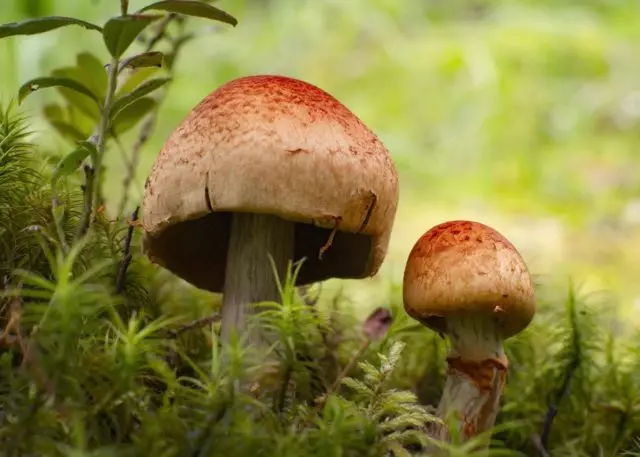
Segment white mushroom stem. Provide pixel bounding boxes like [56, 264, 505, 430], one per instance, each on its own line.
[433, 314, 508, 446]
[220, 213, 295, 345]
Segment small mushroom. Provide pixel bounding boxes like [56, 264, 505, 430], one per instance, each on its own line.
[142, 75, 399, 344]
[402, 220, 536, 444]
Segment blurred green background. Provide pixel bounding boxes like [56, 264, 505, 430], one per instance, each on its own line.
[1, 0, 639, 322]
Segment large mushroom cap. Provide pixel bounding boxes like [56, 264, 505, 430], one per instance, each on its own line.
[403, 220, 536, 339]
[142, 74, 399, 292]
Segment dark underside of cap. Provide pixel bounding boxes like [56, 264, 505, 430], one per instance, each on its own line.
[145, 212, 374, 292]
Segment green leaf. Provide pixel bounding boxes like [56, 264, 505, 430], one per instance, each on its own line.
[17, 76, 101, 106]
[76, 52, 108, 98]
[110, 77, 170, 119]
[111, 96, 157, 135]
[50, 68, 102, 121]
[118, 51, 164, 72]
[0, 16, 102, 39]
[51, 142, 97, 183]
[102, 14, 163, 58]
[50, 122, 87, 143]
[138, 1, 238, 27]
[42, 103, 87, 143]
[67, 104, 97, 137]
[116, 66, 161, 97]
[76, 140, 99, 162]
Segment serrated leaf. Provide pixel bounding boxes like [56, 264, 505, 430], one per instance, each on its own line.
[102, 14, 163, 58]
[138, 1, 238, 27]
[0, 16, 102, 39]
[52, 143, 96, 183]
[18, 76, 101, 106]
[76, 52, 108, 98]
[118, 51, 164, 72]
[110, 77, 170, 119]
[111, 96, 157, 135]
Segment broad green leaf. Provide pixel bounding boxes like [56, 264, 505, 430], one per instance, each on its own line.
[116, 66, 161, 96]
[118, 51, 164, 72]
[0, 16, 102, 39]
[111, 96, 157, 135]
[18, 76, 101, 106]
[76, 140, 99, 162]
[51, 143, 96, 183]
[102, 14, 163, 58]
[50, 121, 87, 143]
[42, 103, 87, 143]
[110, 77, 170, 119]
[50, 68, 102, 120]
[76, 52, 108, 98]
[138, 1, 238, 27]
[42, 103, 65, 122]
[67, 104, 96, 137]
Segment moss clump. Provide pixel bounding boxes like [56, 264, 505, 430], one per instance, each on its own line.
[1, 108, 640, 457]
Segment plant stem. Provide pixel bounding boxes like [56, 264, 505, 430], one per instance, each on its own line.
[76, 56, 119, 240]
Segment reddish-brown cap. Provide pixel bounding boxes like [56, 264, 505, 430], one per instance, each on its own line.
[403, 220, 536, 339]
[142, 75, 399, 292]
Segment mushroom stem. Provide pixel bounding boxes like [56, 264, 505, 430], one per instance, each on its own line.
[220, 212, 295, 345]
[433, 315, 508, 446]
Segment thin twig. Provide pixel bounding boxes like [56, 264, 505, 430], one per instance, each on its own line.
[168, 314, 221, 338]
[117, 114, 156, 215]
[540, 294, 582, 450]
[330, 340, 371, 395]
[144, 14, 176, 52]
[115, 206, 139, 294]
[540, 356, 579, 449]
[530, 434, 550, 457]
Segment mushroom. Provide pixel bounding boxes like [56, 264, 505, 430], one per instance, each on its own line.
[402, 220, 536, 444]
[142, 75, 399, 345]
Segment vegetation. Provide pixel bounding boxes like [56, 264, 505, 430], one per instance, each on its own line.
[0, 0, 639, 456]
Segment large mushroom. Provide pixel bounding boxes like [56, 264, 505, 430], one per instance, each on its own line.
[402, 220, 536, 444]
[142, 75, 399, 344]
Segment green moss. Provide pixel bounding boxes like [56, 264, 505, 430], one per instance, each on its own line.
[1, 107, 639, 456]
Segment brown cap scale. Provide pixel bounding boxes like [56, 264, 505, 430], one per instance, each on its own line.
[143, 75, 399, 342]
[402, 220, 536, 444]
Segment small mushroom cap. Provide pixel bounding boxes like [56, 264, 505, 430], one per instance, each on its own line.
[403, 220, 536, 339]
[142, 75, 399, 292]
